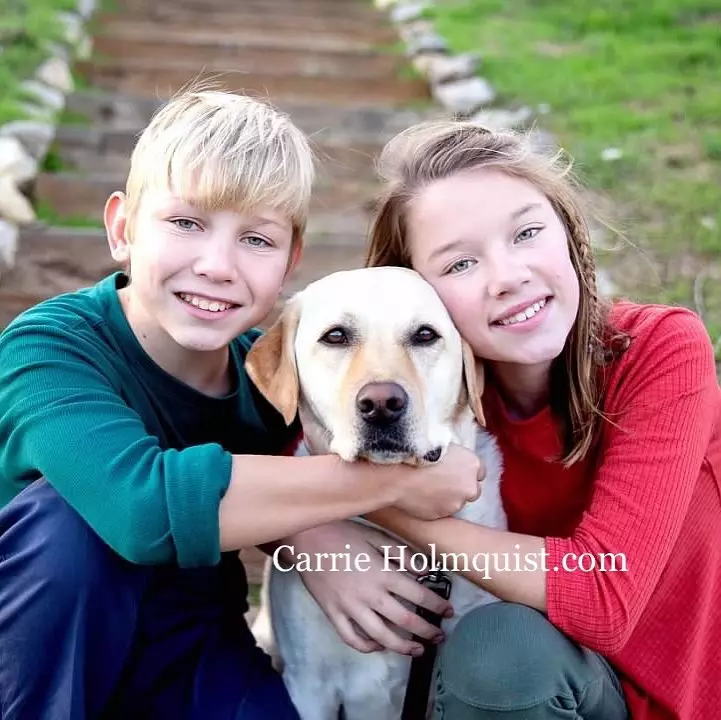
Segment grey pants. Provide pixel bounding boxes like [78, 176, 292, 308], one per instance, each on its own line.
[432, 602, 628, 719]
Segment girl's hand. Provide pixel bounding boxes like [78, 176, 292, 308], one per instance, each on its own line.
[291, 520, 452, 656]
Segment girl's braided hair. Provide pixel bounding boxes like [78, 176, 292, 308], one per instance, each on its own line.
[364, 120, 630, 465]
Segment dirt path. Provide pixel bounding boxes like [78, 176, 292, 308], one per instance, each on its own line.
[0, 0, 434, 606]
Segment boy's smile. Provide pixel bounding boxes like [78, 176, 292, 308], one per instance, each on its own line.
[176, 291, 241, 319]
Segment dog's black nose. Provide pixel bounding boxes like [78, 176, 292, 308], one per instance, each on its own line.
[356, 382, 408, 425]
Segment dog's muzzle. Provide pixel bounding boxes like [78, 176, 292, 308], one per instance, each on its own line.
[355, 381, 413, 459]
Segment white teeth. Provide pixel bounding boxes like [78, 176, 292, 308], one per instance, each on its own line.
[498, 298, 546, 326]
[179, 293, 232, 313]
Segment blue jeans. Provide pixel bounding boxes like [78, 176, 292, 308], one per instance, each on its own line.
[433, 602, 628, 719]
[0, 479, 299, 720]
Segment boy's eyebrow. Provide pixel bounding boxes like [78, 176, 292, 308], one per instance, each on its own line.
[253, 217, 290, 230]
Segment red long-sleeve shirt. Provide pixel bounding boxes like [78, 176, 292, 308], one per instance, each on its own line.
[484, 301, 721, 719]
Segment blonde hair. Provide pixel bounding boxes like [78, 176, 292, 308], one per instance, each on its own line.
[365, 120, 630, 465]
[124, 83, 315, 246]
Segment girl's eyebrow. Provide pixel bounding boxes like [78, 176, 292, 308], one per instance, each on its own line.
[428, 238, 474, 262]
[511, 202, 543, 220]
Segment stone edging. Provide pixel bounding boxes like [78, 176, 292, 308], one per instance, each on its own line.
[0, 0, 97, 277]
[374, 0, 551, 133]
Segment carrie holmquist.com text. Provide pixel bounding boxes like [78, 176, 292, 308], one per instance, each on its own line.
[272, 543, 629, 579]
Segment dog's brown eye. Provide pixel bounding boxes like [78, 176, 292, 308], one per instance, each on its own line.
[320, 327, 349, 345]
[411, 326, 440, 346]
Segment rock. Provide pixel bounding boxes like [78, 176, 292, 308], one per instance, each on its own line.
[426, 52, 480, 85]
[56, 10, 84, 45]
[398, 19, 435, 43]
[21, 80, 66, 114]
[0, 121, 56, 161]
[406, 32, 448, 56]
[432, 76, 496, 115]
[0, 219, 19, 270]
[391, 1, 431, 25]
[0, 138, 37, 225]
[76, 0, 96, 19]
[0, 137, 38, 184]
[0, 176, 36, 225]
[412, 51, 447, 75]
[469, 106, 533, 131]
[75, 32, 93, 60]
[36, 57, 74, 94]
[700, 216, 717, 232]
[601, 147, 623, 162]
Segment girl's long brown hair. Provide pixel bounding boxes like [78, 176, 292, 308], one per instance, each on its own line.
[364, 121, 630, 465]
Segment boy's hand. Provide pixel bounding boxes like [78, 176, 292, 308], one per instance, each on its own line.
[291, 521, 452, 656]
[394, 443, 484, 520]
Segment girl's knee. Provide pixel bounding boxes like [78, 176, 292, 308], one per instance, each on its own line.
[436, 601, 592, 712]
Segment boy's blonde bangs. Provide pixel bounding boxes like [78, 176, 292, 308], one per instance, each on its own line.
[125, 89, 315, 233]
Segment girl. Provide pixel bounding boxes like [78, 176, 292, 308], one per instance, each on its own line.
[287, 121, 721, 719]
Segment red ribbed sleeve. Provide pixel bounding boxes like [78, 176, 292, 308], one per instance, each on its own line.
[545, 308, 718, 654]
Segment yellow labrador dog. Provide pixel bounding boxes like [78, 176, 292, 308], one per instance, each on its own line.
[245, 266, 506, 720]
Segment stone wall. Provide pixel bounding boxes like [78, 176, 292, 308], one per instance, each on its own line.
[0, 0, 96, 278]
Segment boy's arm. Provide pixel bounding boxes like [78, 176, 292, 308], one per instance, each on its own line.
[220, 453, 404, 552]
[0, 320, 229, 567]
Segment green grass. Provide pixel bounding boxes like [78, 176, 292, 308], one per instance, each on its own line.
[0, 0, 81, 124]
[428, 0, 721, 361]
[34, 200, 104, 228]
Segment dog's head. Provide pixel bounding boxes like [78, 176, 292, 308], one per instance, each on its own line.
[246, 266, 485, 464]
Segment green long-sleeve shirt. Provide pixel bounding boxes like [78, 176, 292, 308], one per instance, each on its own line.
[0, 272, 297, 567]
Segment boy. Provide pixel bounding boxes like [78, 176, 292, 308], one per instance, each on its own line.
[0, 88, 480, 718]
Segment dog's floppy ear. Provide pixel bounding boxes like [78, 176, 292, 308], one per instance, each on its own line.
[461, 340, 486, 427]
[245, 298, 301, 425]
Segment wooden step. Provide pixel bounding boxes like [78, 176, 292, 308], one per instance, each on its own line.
[0, 225, 119, 329]
[118, 0, 383, 21]
[91, 34, 402, 77]
[92, 9, 397, 42]
[93, 21, 383, 54]
[73, 58, 428, 107]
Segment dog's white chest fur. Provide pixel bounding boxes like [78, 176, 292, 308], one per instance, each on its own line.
[260, 429, 507, 720]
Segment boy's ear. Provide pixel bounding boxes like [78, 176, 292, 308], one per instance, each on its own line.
[105, 191, 131, 265]
[245, 297, 301, 425]
[460, 340, 486, 427]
